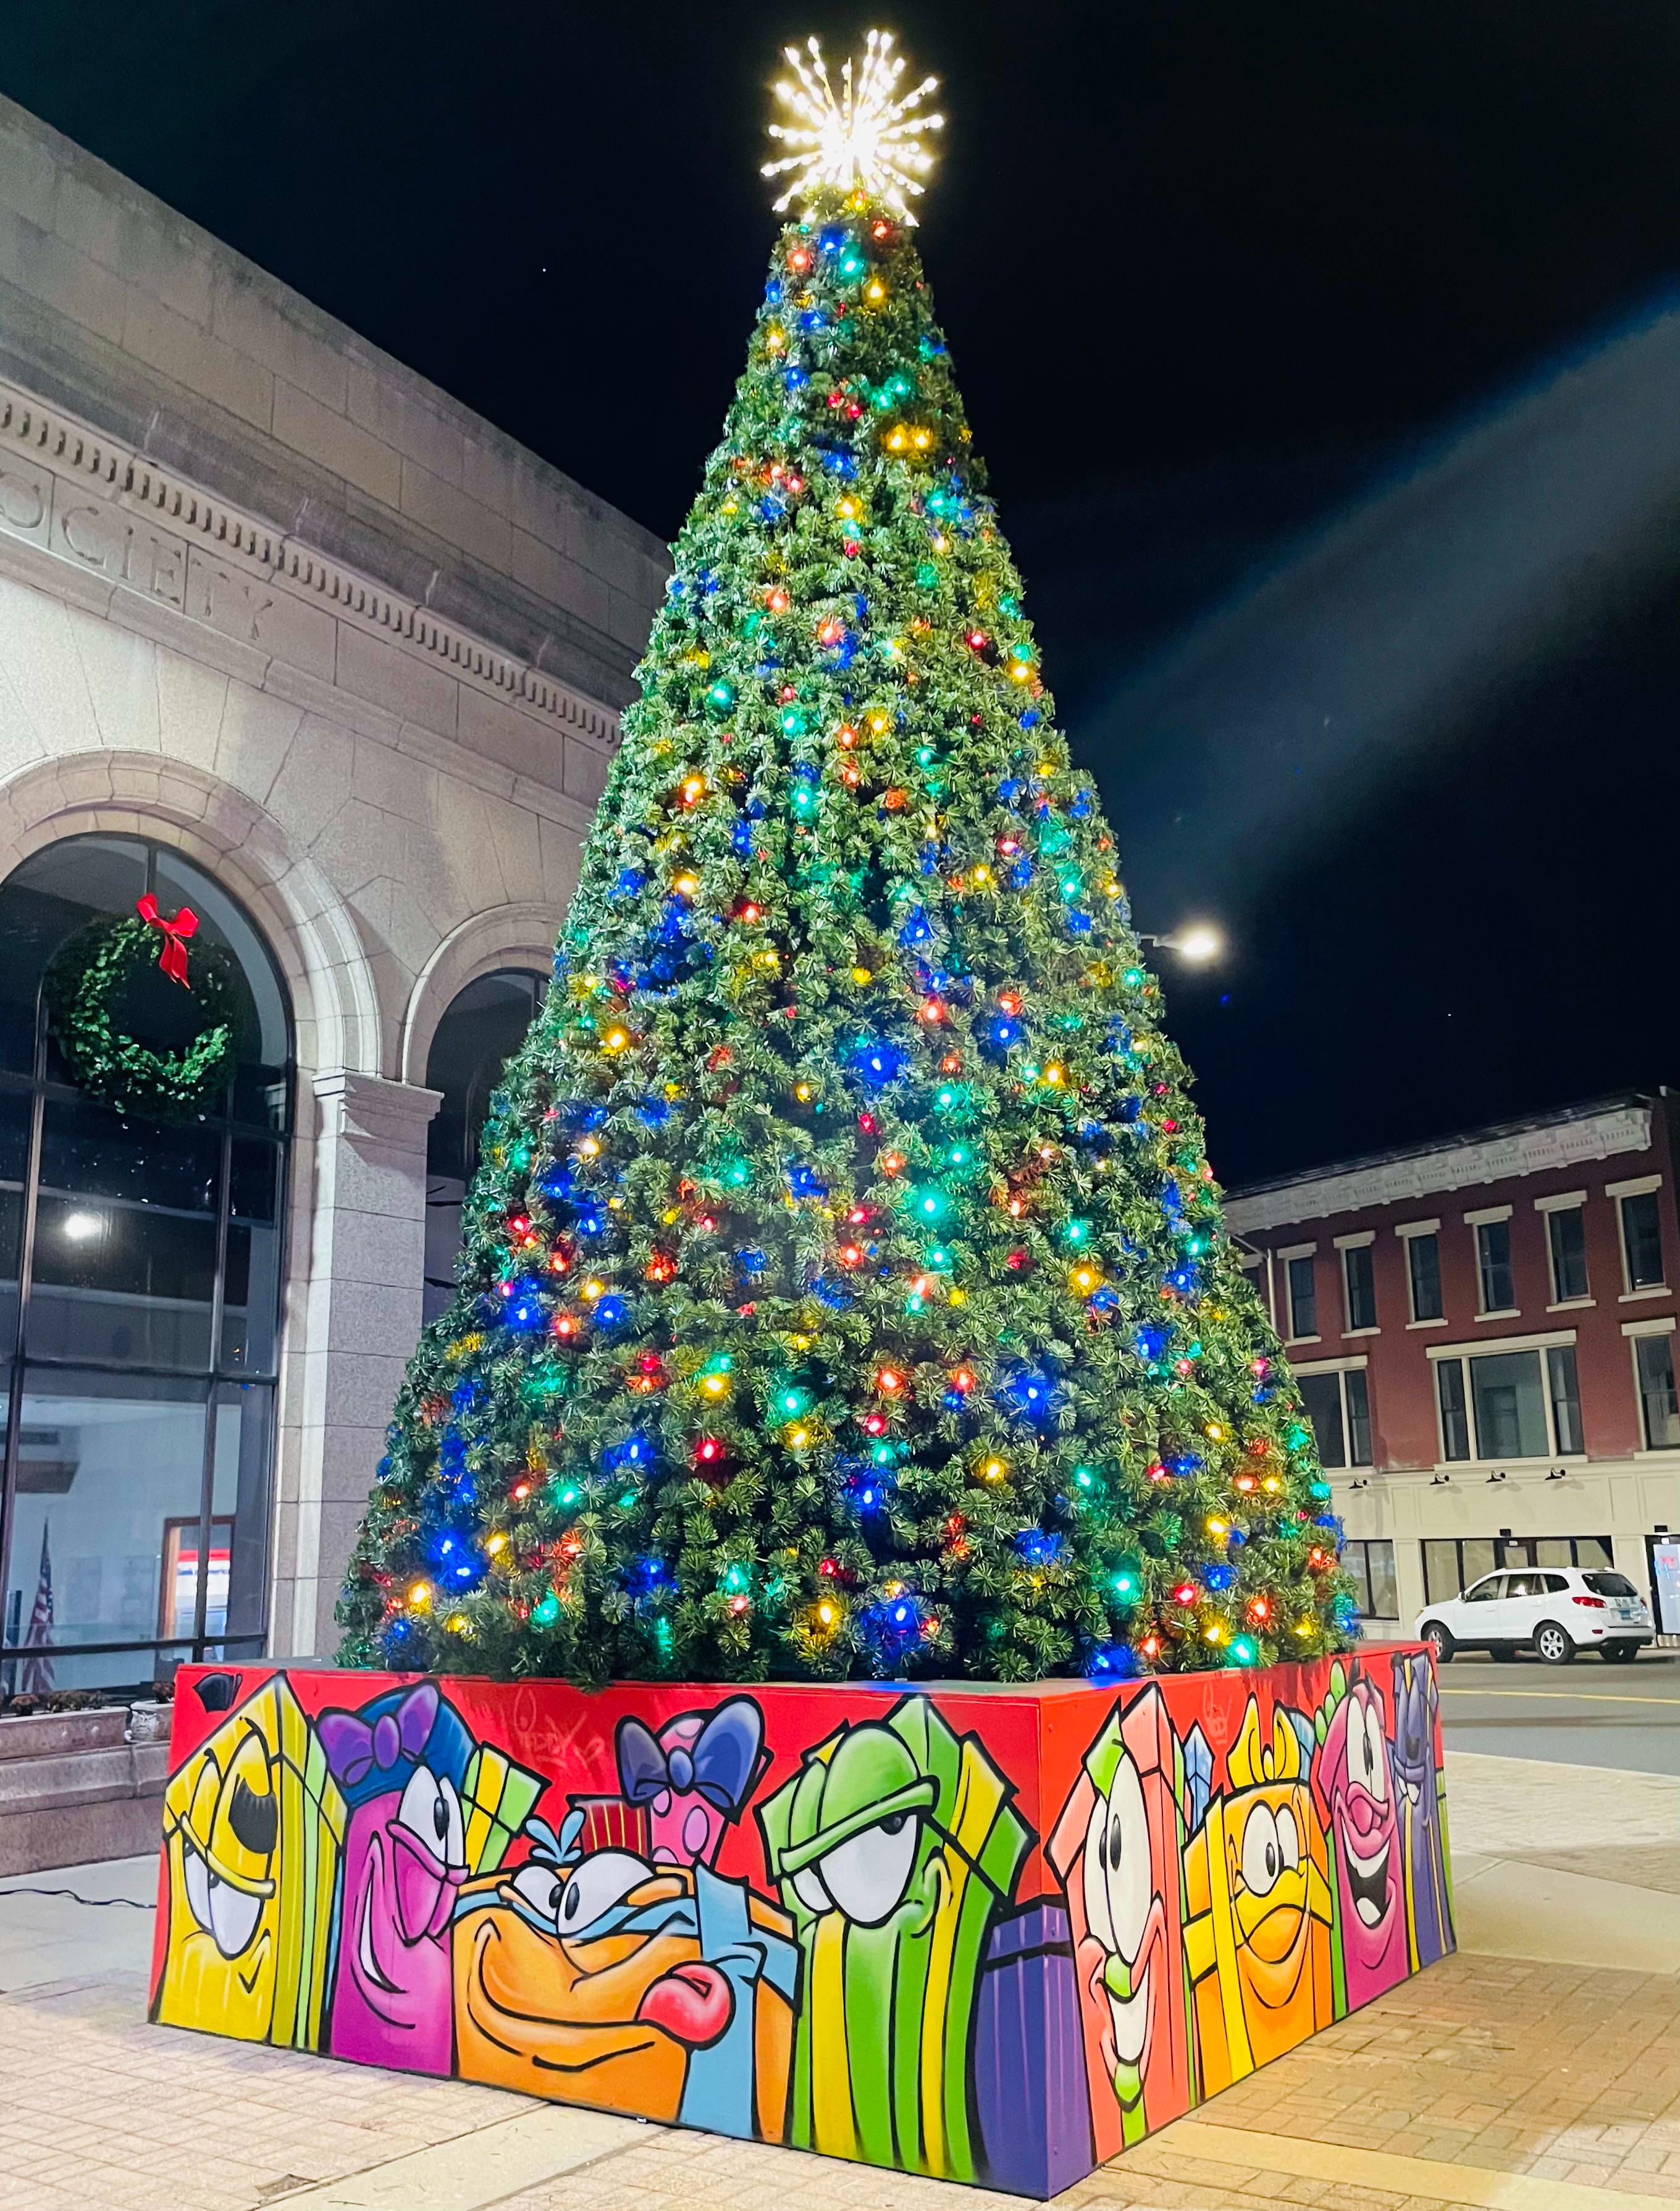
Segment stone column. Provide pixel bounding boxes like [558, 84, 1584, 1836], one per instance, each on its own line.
[272, 1072, 442, 1660]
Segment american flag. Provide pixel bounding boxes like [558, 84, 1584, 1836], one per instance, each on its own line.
[19, 1521, 54, 1696]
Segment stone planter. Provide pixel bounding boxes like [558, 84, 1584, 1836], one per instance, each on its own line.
[150, 1648, 1453, 2197]
[0, 1703, 169, 1875]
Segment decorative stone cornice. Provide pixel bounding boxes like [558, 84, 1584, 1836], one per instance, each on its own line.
[1224, 1104, 1654, 1235]
[0, 377, 622, 749]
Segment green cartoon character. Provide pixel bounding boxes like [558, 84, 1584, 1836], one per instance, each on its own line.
[758, 1697, 1028, 2182]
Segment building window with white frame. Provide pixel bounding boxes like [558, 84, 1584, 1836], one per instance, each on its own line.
[1295, 1364, 1372, 1468]
[1617, 1186, 1666, 1292]
[1471, 1212, 1516, 1314]
[1285, 1251, 1317, 1340]
[1542, 1198, 1590, 1303]
[1403, 1227, 1443, 1322]
[1341, 1239, 1377, 1332]
[1434, 1340, 1582, 1461]
[1632, 1327, 1680, 1450]
[1342, 1537, 1397, 1619]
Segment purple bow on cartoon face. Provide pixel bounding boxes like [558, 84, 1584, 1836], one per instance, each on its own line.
[616, 1696, 763, 1811]
[319, 1682, 439, 1789]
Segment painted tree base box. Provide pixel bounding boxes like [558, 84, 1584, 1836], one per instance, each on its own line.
[149, 1647, 1453, 2198]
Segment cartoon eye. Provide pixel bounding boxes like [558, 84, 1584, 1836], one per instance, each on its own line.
[813, 1810, 920, 1926]
[792, 1865, 833, 1917]
[208, 1871, 262, 1958]
[397, 1764, 466, 1868]
[1101, 1757, 1151, 1963]
[1362, 1703, 1389, 1805]
[558, 1850, 654, 1934]
[1276, 1804, 1301, 1872]
[509, 1861, 566, 1927]
[183, 1840, 213, 1935]
[1240, 1803, 1283, 1898]
[1082, 1797, 1115, 1952]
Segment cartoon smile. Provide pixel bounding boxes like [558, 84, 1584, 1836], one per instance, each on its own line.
[357, 1877, 400, 1996]
[1106, 1956, 1151, 2068]
[1343, 1830, 1392, 1929]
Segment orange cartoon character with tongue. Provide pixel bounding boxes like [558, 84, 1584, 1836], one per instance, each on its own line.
[454, 1806, 796, 2139]
[1184, 1691, 1334, 2096]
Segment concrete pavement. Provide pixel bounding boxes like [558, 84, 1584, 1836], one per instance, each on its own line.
[6, 1750, 1680, 2209]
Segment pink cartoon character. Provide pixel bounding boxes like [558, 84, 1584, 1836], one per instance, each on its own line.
[1311, 1663, 1409, 2015]
[615, 1698, 766, 1867]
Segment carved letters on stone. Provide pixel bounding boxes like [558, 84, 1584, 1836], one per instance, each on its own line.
[54, 493, 187, 609]
[0, 455, 51, 545]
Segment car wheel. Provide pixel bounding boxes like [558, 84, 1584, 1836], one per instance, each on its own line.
[1421, 1621, 1454, 1663]
[1535, 1621, 1575, 1665]
[1602, 1642, 1640, 1664]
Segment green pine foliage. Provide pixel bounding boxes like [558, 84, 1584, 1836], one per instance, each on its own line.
[337, 185, 1356, 1688]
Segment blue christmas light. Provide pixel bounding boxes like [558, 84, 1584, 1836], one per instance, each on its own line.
[787, 1163, 828, 1201]
[898, 904, 934, 948]
[1014, 1529, 1064, 1567]
[1086, 1641, 1141, 1682]
[846, 1032, 910, 1089]
[594, 1295, 629, 1330]
[999, 1363, 1061, 1429]
[504, 1278, 548, 1331]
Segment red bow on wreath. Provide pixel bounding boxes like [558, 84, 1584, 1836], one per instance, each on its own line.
[135, 894, 199, 988]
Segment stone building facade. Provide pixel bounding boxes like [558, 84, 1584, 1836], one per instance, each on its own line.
[0, 95, 665, 1682]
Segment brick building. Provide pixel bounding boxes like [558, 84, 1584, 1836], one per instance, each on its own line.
[1224, 1093, 1680, 1632]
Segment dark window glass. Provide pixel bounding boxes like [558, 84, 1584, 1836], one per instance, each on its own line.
[1623, 1193, 1665, 1290]
[1407, 1232, 1443, 1322]
[1471, 1348, 1548, 1459]
[1345, 1367, 1372, 1465]
[1584, 1571, 1638, 1597]
[1461, 1574, 1505, 1603]
[1286, 1254, 1317, 1340]
[1547, 1206, 1589, 1302]
[1366, 1538, 1397, 1617]
[1476, 1219, 1515, 1313]
[424, 970, 546, 1327]
[1636, 1333, 1680, 1450]
[0, 837, 290, 1681]
[1547, 1345, 1584, 1456]
[1437, 1358, 1471, 1460]
[1296, 1370, 1345, 1467]
[1343, 1243, 1377, 1331]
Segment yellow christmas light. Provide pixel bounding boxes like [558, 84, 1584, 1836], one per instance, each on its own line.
[763, 30, 943, 224]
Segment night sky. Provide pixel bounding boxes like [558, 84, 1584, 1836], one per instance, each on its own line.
[9, 1, 1680, 1185]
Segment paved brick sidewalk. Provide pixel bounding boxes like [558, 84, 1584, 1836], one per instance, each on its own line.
[6, 1753, 1680, 2211]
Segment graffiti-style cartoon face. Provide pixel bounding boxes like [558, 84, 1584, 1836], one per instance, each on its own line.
[1048, 1684, 1194, 2155]
[319, 1682, 542, 2075]
[616, 1698, 766, 1867]
[151, 1676, 343, 2048]
[1391, 1651, 1455, 1968]
[1185, 1698, 1332, 2097]
[1312, 1671, 1407, 2010]
[454, 1829, 796, 2140]
[760, 1698, 1029, 2184]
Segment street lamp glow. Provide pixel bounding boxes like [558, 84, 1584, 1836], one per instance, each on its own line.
[1173, 924, 1224, 964]
[62, 1210, 104, 1241]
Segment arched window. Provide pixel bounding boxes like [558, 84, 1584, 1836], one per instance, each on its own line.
[0, 837, 291, 1694]
[423, 969, 546, 1327]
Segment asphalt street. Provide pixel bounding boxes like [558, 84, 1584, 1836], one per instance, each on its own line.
[1432, 1646, 1680, 1776]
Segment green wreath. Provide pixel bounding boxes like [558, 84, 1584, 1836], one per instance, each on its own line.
[44, 906, 248, 1123]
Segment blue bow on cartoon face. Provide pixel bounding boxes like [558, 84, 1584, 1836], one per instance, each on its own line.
[615, 1697, 763, 1811]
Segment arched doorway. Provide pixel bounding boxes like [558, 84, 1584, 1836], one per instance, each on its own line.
[0, 836, 292, 1693]
[422, 968, 547, 1327]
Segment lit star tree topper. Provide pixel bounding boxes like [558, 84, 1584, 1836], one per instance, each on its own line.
[763, 28, 943, 224]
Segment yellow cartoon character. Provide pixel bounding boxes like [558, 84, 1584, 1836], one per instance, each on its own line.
[151, 1674, 345, 2048]
[1183, 1694, 1332, 2096]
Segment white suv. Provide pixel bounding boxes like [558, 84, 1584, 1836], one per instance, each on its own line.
[1417, 1567, 1653, 1666]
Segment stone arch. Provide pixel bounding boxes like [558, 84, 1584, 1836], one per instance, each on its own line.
[398, 900, 560, 1089]
[0, 750, 382, 1078]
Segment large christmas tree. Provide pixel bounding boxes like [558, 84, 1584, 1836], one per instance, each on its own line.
[339, 36, 1353, 1687]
